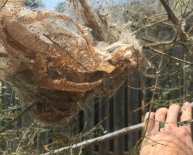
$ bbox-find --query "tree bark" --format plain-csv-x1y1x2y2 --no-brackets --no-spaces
78,0,105,41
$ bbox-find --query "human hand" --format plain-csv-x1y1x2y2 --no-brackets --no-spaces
140,102,193,155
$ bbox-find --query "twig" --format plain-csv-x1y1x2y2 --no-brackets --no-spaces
0,0,8,11
0,52,8,57
183,8,193,18
144,40,173,47
160,0,179,25
78,0,105,41
132,19,167,35
143,46,193,65
0,103,36,133
160,0,187,42
41,123,144,155
182,0,190,18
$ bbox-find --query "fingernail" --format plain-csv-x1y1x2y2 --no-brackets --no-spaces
170,104,180,109
184,102,191,107
170,103,177,107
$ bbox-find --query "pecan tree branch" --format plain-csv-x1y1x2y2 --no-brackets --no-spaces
143,46,193,65
160,0,179,25
160,0,187,42
78,0,105,41
41,123,144,155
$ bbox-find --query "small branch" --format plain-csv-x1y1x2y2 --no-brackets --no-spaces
41,123,144,155
143,46,193,65
0,51,8,57
160,0,179,25
0,0,8,11
96,9,108,27
78,0,105,41
187,26,193,34
182,0,190,18
183,8,193,18
144,40,173,47
132,19,168,35
160,0,187,42
0,103,36,133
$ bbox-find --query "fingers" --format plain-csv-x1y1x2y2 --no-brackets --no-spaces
181,102,192,132
143,102,192,134
165,104,180,126
181,102,192,121
144,112,155,135
153,107,168,132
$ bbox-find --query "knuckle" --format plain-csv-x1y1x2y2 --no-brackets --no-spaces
164,124,175,130
179,127,191,136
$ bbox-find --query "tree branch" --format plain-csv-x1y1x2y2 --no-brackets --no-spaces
0,0,8,11
78,0,105,41
160,0,187,42
41,123,144,155
160,0,179,25
143,40,173,47
143,46,193,65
